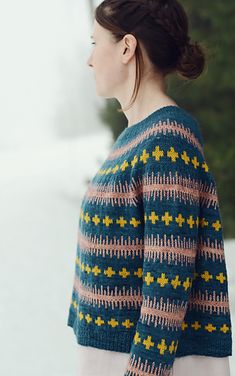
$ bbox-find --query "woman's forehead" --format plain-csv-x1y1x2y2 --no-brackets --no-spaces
93,20,112,39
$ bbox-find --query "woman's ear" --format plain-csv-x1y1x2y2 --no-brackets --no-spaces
122,34,137,61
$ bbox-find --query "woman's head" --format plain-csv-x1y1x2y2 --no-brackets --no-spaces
87,0,206,112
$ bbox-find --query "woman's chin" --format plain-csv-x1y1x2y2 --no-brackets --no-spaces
95,87,107,97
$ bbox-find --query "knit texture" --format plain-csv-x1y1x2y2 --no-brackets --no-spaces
67,105,232,376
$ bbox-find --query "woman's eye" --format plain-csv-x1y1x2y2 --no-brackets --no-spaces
91,42,96,45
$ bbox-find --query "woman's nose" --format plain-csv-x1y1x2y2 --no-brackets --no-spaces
86,55,93,67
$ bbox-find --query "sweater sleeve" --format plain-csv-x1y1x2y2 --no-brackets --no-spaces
124,134,202,376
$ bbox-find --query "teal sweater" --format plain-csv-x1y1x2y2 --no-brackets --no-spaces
67,105,232,375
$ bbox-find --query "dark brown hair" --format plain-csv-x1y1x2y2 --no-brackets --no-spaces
95,0,206,112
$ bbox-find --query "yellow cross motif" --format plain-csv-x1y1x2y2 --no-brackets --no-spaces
72,300,78,309
181,322,188,330
116,216,127,227
134,268,143,278
162,211,173,225
112,164,119,173
157,339,167,355
140,149,150,164
80,210,84,220
119,267,130,278
92,265,101,276
143,335,154,350
191,321,201,330
85,314,92,323
157,273,168,287
191,156,200,169
85,264,91,274
79,311,84,320
120,160,129,171
104,267,116,278
212,220,221,231
168,340,175,354
133,331,141,345
167,147,179,162
81,262,85,272
144,213,147,222
181,151,190,164
131,155,138,168
103,216,113,227
202,162,209,172
220,324,229,333
183,277,191,290
122,319,134,329
95,316,105,326
205,323,216,332
187,215,195,228
84,212,90,223
149,211,159,224
92,215,100,225
175,213,185,227
201,271,213,282
200,217,208,227
216,272,226,283
152,146,164,161
171,275,181,289
105,167,112,175
144,272,154,286
130,217,141,227
108,318,118,328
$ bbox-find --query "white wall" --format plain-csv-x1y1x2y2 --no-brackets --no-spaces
0,0,104,150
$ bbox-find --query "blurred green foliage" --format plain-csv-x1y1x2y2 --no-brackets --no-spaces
98,1,235,238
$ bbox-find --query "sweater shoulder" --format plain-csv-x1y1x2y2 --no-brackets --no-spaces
140,109,204,156
118,109,212,188
115,106,205,159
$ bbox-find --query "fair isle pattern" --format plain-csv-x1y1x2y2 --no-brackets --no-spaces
138,297,188,330
84,172,217,208
189,290,230,315
71,295,230,334
77,229,225,262
78,229,144,258
98,142,209,177
85,176,142,207
107,118,205,160
74,275,143,309
67,106,232,375
125,354,172,376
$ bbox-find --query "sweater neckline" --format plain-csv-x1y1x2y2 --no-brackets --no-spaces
123,105,181,133
112,104,199,147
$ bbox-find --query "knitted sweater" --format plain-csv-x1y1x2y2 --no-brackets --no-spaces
67,105,232,376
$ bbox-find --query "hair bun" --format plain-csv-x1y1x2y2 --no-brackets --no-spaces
177,41,206,80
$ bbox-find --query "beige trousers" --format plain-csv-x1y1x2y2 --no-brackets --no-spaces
76,344,230,376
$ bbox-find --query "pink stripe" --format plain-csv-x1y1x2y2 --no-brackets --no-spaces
108,119,204,161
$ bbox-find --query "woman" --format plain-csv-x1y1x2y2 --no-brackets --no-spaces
67,1,232,375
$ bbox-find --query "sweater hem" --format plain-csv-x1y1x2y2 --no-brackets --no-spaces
68,315,135,353
175,342,232,358
68,315,232,358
